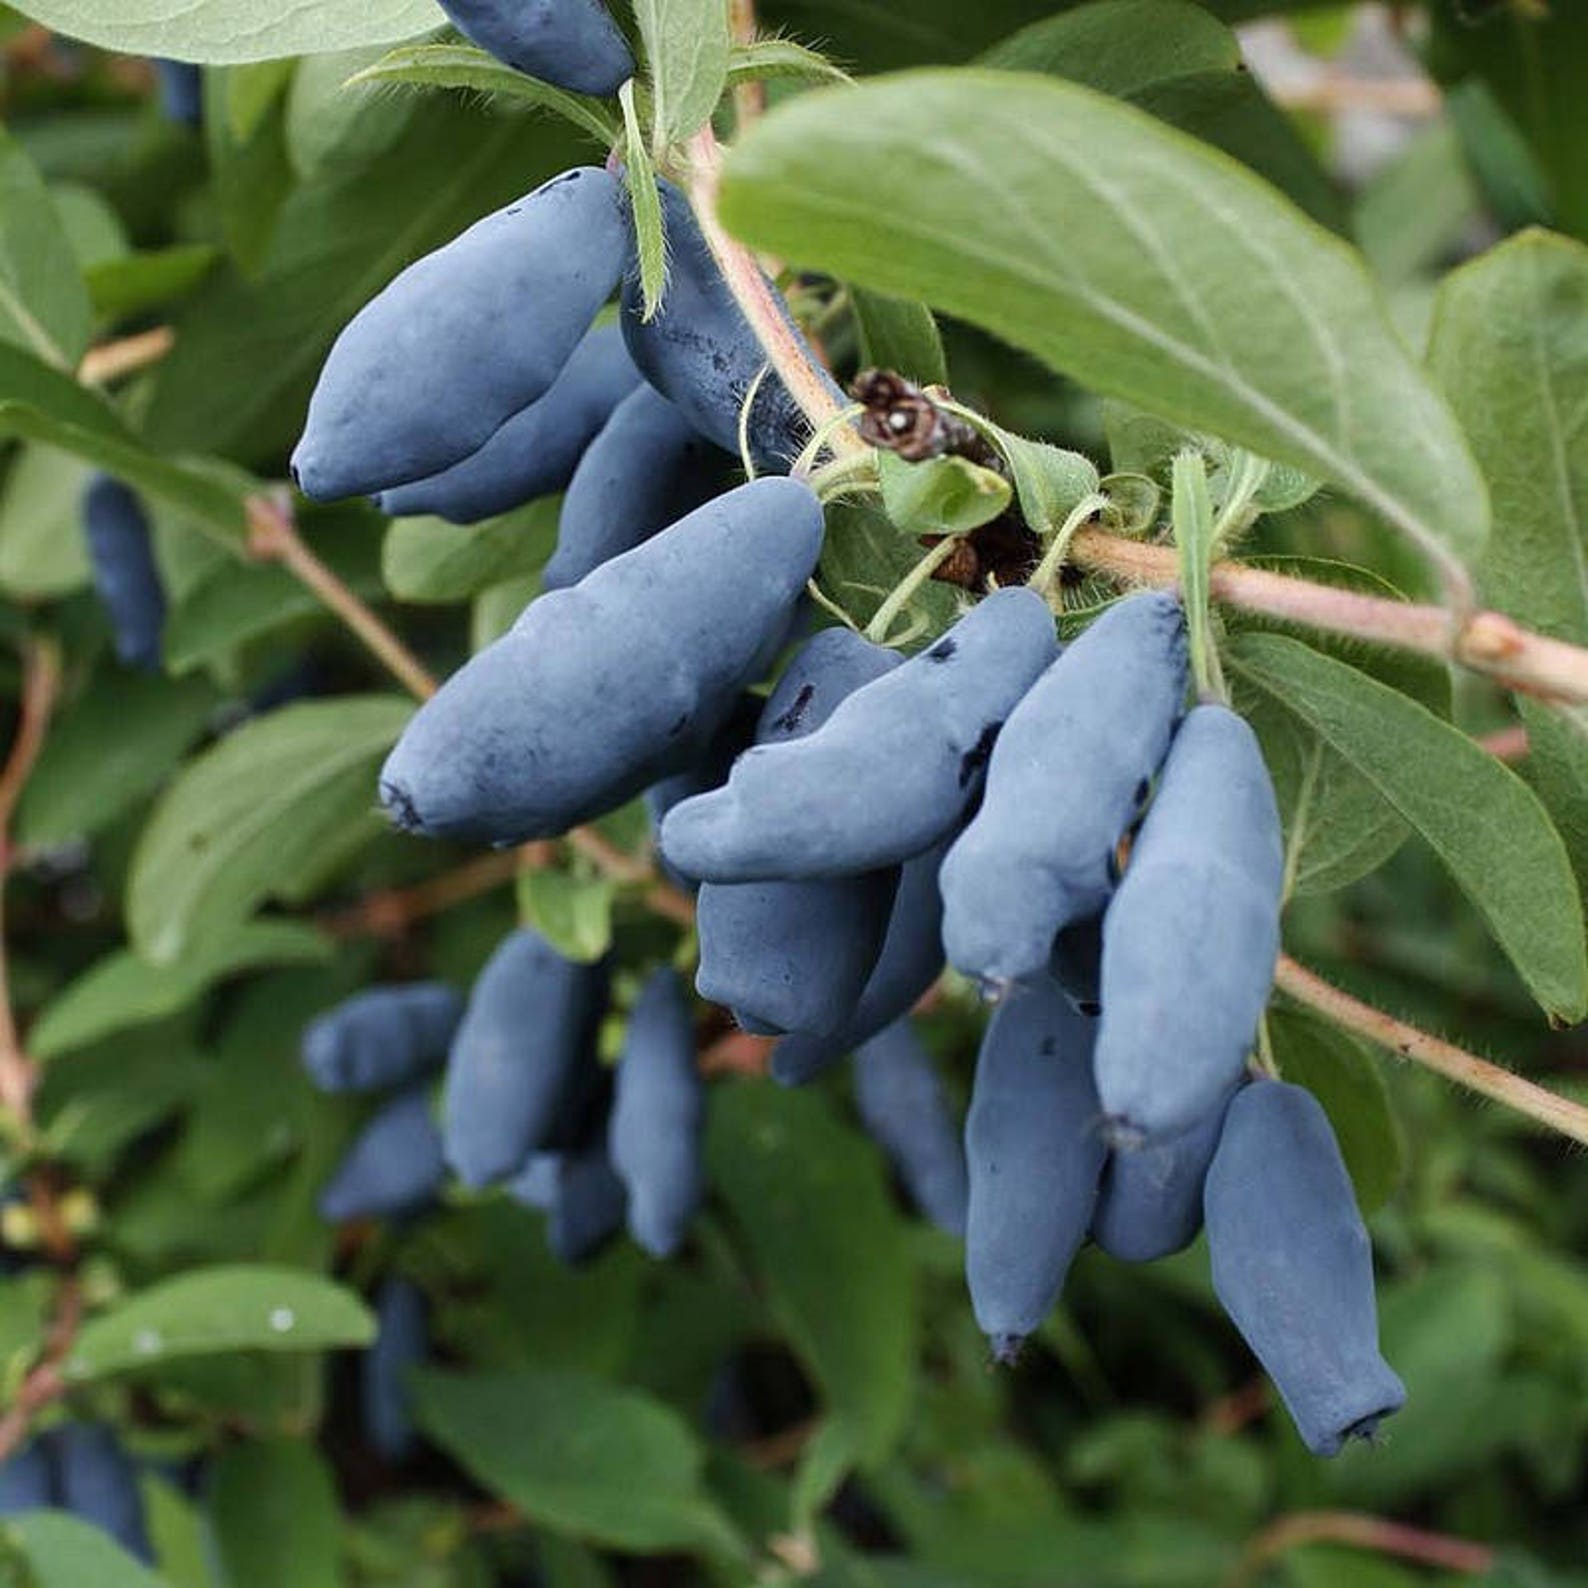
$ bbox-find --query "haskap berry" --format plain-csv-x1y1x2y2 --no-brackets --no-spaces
0,1439,51,1513
965,976,1108,1360
318,1086,446,1222
443,928,608,1188
437,0,634,97
853,1019,969,1238
363,1277,428,1465
378,478,823,846
545,383,728,591
941,591,1187,989
1094,704,1284,1143
83,475,166,672
1205,1080,1406,1456
771,835,952,1087
301,983,463,1094
376,323,641,524
694,629,903,1037
608,968,705,1257
293,167,628,501
49,1423,153,1562
660,587,1059,883
622,180,840,471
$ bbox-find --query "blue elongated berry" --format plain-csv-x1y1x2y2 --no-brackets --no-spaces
50,1423,152,1561
941,592,1187,987
364,1277,428,1465
853,1019,968,1238
301,983,464,1094
376,324,641,524
508,1152,561,1211
646,694,762,892
83,476,165,672
293,168,628,501
380,477,824,846
0,1440,51,1513
965,977,1107,1359
438,0,634,96
544,383,727,590
1204,1080,1405,1456
1094,705,1283,1142
318,1087,445,1222
623,180,840,470
1092,1087,1235,1263
547,1142,628,1265
695,630,903,1035
608,969,704,1257
154,60,202,126
771,837,949,1086
662,588,1058,883
444,929,608,1188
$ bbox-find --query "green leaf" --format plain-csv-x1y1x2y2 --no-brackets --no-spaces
1428,230,1588,905
5,0,444,65
31,922,331,1060
0,440,92,598
382,496,559,602
622,84,668,323
1267,1007,1403,1214
0,343,250,544
412,1367,742,1556
85,244,220,323
707,1081,917,1477
346,43,620,145
209,1440,343,1588
1,1512,168,1588
850,288,947,386
18,669,218,848
997,431,1102,537
879,453,1011,535
817,496,960,637
1230,632,1588,1021
0,128,91,368
720,71,1489,580
142,100,584,468
636,0,731,151
726,38,851,89
125,695,412,966
63,1265,374,1383
518,869,617,964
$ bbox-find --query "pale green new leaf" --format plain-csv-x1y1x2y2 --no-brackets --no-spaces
1231,632,1587,1021
721,71,1489,580
126,696,412,965
6,0,443,64
622,83,668,321
636,0,731,150
346,43,620,145
64,1266,374,1383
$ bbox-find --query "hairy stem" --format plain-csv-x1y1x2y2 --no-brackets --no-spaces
1226,1510,1492,1588
247,494,438,701
685,126,863,457
1275,955,1588,1146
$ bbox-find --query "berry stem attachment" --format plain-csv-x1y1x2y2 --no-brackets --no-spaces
865,535,966,646
1274,954,1588,1148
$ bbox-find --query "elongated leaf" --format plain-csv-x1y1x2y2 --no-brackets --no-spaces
0,344,249,543
0,441,92,598
0,129,91,368
209,1441,342,1588
31,922,330,1060
1231,632,1587,1021
347,43,620,144
63,1265,374,1383
1,1513,166,1588
622,84,667,322
720,72,1488,578
413,1367,742,1555
126,696,412,965
6,0,443,65
382,497,559,601
707,1082,917,1479
636,0,731,150
727,38,850,89
1429,230,1588,905
850,288,947,385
